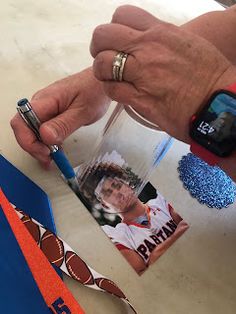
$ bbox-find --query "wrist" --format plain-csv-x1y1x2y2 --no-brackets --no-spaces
189,65,236,179
54,67,110,106
209,65,236,95
186,65,236,143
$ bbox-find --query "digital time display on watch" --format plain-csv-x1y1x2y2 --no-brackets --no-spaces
190,91,236,157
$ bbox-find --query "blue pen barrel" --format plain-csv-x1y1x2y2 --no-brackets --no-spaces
51,149,75,180
17,98,77,186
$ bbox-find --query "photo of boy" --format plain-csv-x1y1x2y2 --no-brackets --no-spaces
95,177,189,275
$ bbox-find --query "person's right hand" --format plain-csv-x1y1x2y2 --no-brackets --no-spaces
10,67,110,168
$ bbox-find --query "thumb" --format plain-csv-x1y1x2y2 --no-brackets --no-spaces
40,108,82,145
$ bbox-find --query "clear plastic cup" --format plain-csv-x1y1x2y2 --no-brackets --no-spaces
76,103,173,211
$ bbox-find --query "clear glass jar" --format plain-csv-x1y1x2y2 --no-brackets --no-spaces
76,103,173,212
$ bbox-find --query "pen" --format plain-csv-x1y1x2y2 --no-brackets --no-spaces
17,98,79,193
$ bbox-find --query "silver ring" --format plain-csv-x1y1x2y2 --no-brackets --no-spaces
112,52,128,82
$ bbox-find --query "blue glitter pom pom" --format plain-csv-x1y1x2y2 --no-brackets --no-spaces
178,153,236,209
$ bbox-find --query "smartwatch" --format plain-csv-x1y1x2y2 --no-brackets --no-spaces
189,83,236,166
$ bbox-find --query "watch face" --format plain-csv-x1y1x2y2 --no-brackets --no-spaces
190,91,236,157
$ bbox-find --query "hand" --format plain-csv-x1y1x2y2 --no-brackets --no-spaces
11,68,110,167
90,5,236,143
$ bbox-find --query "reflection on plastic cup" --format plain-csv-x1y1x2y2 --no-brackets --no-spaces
76,103,173,213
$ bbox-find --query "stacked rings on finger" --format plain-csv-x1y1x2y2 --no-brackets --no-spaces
112,52,128,82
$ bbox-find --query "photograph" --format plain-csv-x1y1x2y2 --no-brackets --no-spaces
206,94,236,142
209,111,236,142
76,161,189,275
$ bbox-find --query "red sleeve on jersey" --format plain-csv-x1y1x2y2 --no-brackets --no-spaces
115,244,131,251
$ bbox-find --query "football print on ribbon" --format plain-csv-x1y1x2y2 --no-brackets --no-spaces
40,230,64,267
95,278,126,299
65,251,94,285
14,207,136,314
21,214,41,245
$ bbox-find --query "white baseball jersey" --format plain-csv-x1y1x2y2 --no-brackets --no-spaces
102,192,178,264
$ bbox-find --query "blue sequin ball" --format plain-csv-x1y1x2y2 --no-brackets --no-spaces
178,153,236,209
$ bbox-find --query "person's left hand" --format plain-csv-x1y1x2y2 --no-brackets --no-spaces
90,5,236,143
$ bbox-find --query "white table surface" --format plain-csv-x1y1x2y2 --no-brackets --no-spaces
1,1,236,313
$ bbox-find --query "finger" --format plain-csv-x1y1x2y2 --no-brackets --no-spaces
90,23,140,57
102,81,139,105
17,94,80,146
11,95,61,162
10,114,51,164
29,95,64,122
93,50,138,82
40,107,85,145
112,5,159,30
39,159,53,170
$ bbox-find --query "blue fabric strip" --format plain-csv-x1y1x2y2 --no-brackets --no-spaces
0,155,56,231
0,205,51,313
0,155,62,278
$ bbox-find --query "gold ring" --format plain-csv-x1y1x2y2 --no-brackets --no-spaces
112,52,128,81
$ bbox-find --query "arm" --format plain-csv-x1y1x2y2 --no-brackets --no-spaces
182,6,236,179
148,221,189,266
102,224,147,275
181,5,236,64
119,248,147,275
168,204,183,225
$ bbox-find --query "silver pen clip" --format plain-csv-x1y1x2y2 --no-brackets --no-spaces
17,107,41,140
17,99,58,153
